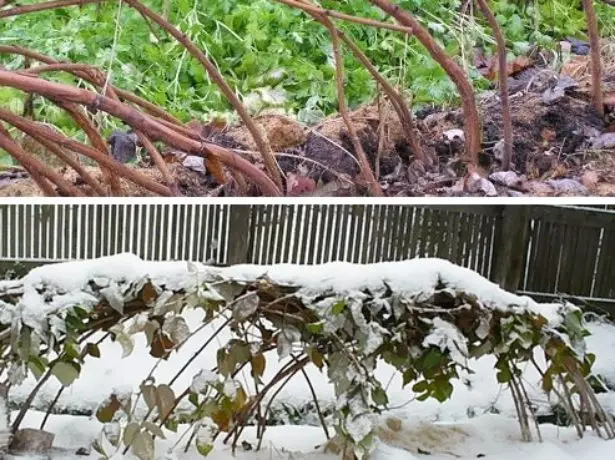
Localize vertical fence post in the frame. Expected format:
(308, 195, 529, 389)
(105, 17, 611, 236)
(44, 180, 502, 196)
(493, 205, 531, 292)
(227, 205, 252, 265)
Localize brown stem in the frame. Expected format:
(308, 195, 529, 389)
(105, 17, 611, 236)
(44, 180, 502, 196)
(0, 124, 56, 196)
(275, 0, 413, 34)
(20, 129, 107, 195)
(280, 0, 426, 166)
(475, 0, 514, 170)
(0, 0, 100, 18)
(0, 71, 281, 195)
(582, 0, 604, 117)
(0, 109, 173, 196)
(327, 20, 383, 195)
(0, 126, 82, 196)
(337, 29, 427, 165)
(0, 0, 284, 191)
(18, 60, 181, 193)
(121, 0, 283, 191)
(368, 0, 482, 166)
(56, 101, 122, 195)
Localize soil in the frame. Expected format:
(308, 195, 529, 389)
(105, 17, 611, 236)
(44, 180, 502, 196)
(2, 46, 615, 197)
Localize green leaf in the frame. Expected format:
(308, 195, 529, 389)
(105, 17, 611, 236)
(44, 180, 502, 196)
(51, 361, 80, 386)
(422, 349, 443, 371)
(371, 386, 389, 406)
(143, 421, 166, 439)
(132, 431, 155, 460)
(123, 422, 140, 445)
(332, 300, 347, 315)
(412, 380, 429, 393)
(63, 341, 81, 361)
(402, 368, 416, 387)
(86, 343, 101, 358)
(27, 356, 47, 380)
(306, 321, 324, 334)
(155, 384, 176, 420)
(196, 440, 214, 456)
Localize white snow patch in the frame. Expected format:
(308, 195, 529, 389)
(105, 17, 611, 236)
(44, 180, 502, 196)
(0, 254, 571, 325)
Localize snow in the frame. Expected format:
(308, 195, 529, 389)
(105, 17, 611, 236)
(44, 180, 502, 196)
(2, 255, 614, 459)
(0, 254, 571, 325)
(7, 411, 615, 460)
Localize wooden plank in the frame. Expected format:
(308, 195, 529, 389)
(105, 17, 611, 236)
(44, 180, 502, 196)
(370, 205, 385, 262)
(474, 215, 487, 275)
(383, 206, 398, 261)
(218, 205, 229, 264)
(327, 205, 350, 261)
(0, 205, 8, 260)
(54, 205, 63, 260)
(528, 206, 615, 229)
(347, 205, 363, 262)
(400, 207, 417, 259)
(594, 229, 615, 298)
(492, 207, 530, 291)
(290, 205, 304, 264)
(272, 204, 288, 264)
(411, 206, 423, 259)
(418, 205, 502, 217)
(130, 204, 140, 258)
(388, 206, 404, 261)
(432, 209, 446, 260)
(360, 205, 374, 263)
(546, 222, 564, 292)
(280, 205, 295, 264)
(251, 205, 265, 264)
(533, 220, 555, 292)
(305, 205, 320, 264)
(575, 226, 600, 296)
(209, 204, 221, 263)
(42, 205, 54, 260)
(319, 205, 335, 262)
(264, 205, 278, 265)
(227, 205, 251, 264)
(523, 219, 541, 292)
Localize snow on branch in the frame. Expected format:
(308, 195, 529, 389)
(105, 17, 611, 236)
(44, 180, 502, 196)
(0, 254, 613, 459)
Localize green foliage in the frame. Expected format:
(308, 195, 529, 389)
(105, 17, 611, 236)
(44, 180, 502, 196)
(0, 267, 607, 459)
(1, 0, 614, 156)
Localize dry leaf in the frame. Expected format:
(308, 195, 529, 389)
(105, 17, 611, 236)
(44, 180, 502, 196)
(206, 156, 227, 184)
(581, 170, 600, 190)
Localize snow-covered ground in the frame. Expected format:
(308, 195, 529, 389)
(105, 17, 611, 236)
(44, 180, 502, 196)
(7, 407, 615, 460)
(2, 255, 615, 459)
(5, 312, 615, 459)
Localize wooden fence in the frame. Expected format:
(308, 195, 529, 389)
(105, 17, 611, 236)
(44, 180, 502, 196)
(0, 204, 614, 312)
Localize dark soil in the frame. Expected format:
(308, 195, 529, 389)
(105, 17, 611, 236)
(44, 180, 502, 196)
(2, 68, 615, 197)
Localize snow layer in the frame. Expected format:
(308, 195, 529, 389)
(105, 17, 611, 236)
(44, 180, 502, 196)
(1, 253, 568, 323)
(8, 410, 615, 460)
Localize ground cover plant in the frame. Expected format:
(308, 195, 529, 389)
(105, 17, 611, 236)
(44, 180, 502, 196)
(1, 0, 615, 196)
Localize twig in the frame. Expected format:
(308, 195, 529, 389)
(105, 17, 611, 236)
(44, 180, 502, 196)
(475, 0, 513, 170)
(581, 0, 604, 117)
(369, 0, 482, 167)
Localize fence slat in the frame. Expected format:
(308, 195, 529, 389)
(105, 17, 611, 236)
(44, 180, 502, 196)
(1, 204, 614, 309)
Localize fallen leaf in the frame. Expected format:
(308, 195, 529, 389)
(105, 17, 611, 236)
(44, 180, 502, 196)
(546, 178, 589, 195)
(581, 170, 600, 190)
(489, 171, 526, 190)
(591, 133, 615, 150)
(206, 156, 227, 184)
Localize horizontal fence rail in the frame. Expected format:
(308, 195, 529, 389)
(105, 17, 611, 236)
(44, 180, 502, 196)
(0, 204, 614, 313)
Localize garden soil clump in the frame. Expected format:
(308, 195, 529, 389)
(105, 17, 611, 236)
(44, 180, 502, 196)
(1, 76, 615, 197)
